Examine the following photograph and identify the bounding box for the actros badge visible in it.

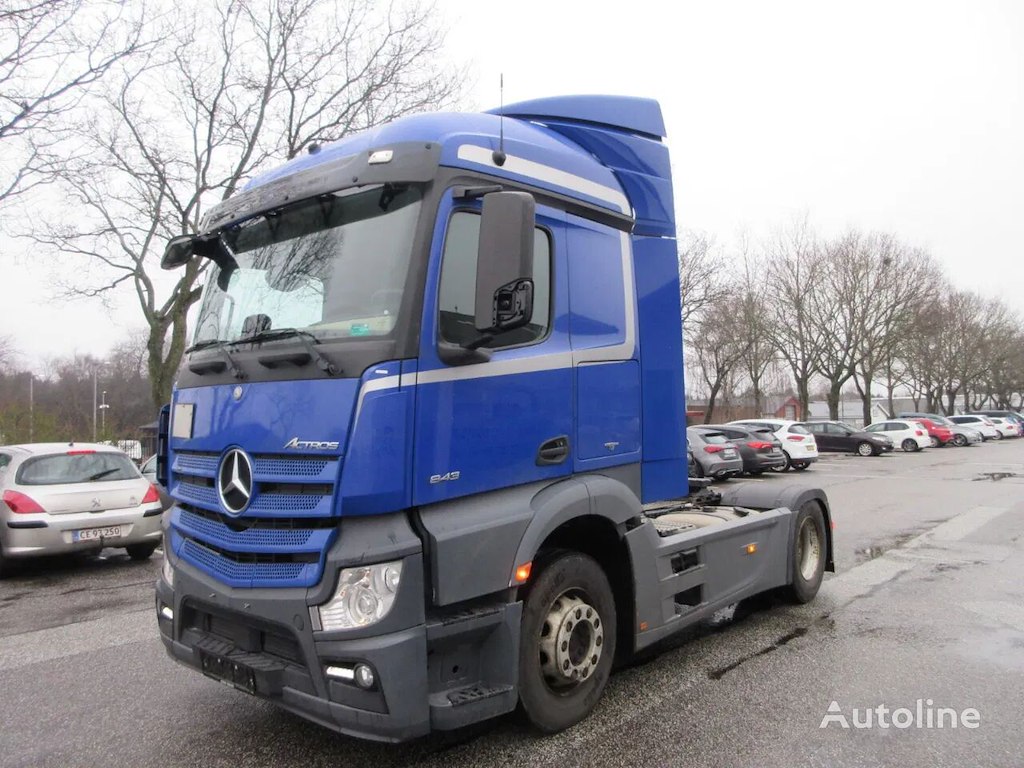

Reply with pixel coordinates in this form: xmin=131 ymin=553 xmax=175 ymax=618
xmin=284 ymin=437 xmax=340 ymax=450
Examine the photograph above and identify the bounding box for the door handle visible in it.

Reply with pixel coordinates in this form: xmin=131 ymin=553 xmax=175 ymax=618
xmin=537 ymin=436 xmax=570 ymax=466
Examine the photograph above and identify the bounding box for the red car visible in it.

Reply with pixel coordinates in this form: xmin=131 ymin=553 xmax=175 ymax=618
xmin=913 ymin=418 xmax=953 ymax=447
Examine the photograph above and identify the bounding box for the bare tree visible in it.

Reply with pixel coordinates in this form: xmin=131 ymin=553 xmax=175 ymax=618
xmin=38 ymin=0 xmax=464 ymax=407
xmin=763 ymin=216 xmax=826 ymax=417
xmin=688 ymin=295 xmax=749 ymax=423
xmin=678 ymin=230 xmax=729 ymax=336
xmin=0 ymin=0 xmax=145 ymax=201
xmin=733 ymin=240 xmax=776 ymax=416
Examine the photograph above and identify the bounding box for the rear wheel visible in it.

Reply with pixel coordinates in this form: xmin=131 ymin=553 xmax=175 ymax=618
xmin=126 ymin=543 xmax=157 ymax=561
xmin=791 ymin=461 xmax=810 ymax=471
xmin=901 ymin=438 xmax=918 ymax=452
xmin=992 ymin=431 xmax=1003 ymax=441
xmin=770 ymin=452 xmax=791 ymax=473
xmin=856 ymin=441 xmax=874 ymax=457
xmin=952 ymin=433 xmax=968 ymax=447
xmin=783 ymin=503 xmax=826 ymax=603
xmin=518 ymin=552 xmax=617 ymax=733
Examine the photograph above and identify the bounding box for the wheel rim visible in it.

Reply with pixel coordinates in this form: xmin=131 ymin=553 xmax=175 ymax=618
xmin=930 ymin=436 xmax=939 ymax=447
xmin=902 ymin=439 xmax=915 ymax=452
xmin=858 ymin=443 xmax=872 ymax=456
xmin=539 ymin=593 xmax=604 ymax=690
xmin=796 ymin=517 xmax=822 ymax=581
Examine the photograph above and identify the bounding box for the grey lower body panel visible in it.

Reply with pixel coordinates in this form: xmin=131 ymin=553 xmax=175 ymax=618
xmin=156 ymin=557 xmax=521 ymax=743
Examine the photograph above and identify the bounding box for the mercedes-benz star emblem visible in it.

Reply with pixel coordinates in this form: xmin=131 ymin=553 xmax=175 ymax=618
xmin=217 ymin=448 xmax=253 ymax=515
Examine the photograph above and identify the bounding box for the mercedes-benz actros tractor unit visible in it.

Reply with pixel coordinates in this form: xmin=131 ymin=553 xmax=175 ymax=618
xmin=155 ymin=95 xmax=834 ymax=742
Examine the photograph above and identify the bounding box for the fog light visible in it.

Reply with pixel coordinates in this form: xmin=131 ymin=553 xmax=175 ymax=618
xmin=160 ymin=605 xmax=174 ymax=621
xmin=354 ymin=663 xmax=375 ymax=690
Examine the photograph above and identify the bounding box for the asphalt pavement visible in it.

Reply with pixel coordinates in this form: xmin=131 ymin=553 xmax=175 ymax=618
xmin=2 ymin=441 xmax=1023 ymax=767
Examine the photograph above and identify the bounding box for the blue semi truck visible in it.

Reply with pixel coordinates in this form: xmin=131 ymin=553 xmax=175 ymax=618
xmin=155 ymin=95 xmax=834 ymax=742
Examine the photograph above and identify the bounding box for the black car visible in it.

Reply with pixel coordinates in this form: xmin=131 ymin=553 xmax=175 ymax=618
xmin=704 ymin=424 xmax=788 ymax=474
xmin=801 ymin=421 xmax=893 ymax=456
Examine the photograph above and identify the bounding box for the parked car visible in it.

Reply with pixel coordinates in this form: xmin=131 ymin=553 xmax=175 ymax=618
xmin=971 ymin=410 xmax=1024 ymax=433
xmin=864 ymin=420 xmax=930 ymax=452
xmin=0 ymin=443 xmax=164 ymax=576
xmin=686 ymin=427 xmax=744 ymax=479
xmin=704 ymin=424 xmax=788 ymax=474
xmin=922 ymin=415 xmax=984 ymax=447
xmin=948 ymin=415 xmax=1000 ymax=441
xmin=800 ymin=420 xmax=893 ymax=456
xmin=140 ymin=454 xmax=173 ymax=510
xmin=726 ymin=418 xmax=819 ymax=471
xmin=987 ymin=416 xmax=1020 ymax=439
xmin=896 ymin=414 xmax=956 ymax=447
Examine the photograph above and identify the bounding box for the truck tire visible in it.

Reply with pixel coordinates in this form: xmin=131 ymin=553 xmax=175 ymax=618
xmin=783 ymin=502 xmax=826 ymax=604
xmin=518 ymin=551 xmax=617 ymax=733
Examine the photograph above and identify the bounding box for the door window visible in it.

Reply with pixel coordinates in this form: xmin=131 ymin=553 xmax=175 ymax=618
xmin=438 ymin=211 xmax=551 ymax=349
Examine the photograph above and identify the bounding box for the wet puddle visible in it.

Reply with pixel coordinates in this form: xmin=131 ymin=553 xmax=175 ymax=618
xmin=972 ymin=471 xmax=1021 ymax=482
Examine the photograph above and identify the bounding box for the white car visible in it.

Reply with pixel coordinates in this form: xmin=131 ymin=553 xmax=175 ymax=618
xmin=726 ymin=418 xmax=818 ymax=471
xmin=987 ymin=416 xmax=1020 ymax=439
xmin=948 ymin=415 xmax=1000 ymax=441
xmin=865 ymin=419 xmax=930 ymax=452
xmin=0 ymin=443 xmax=164 ymax=576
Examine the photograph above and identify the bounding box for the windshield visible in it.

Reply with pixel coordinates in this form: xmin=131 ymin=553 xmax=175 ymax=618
xmin=193 ymin=184 xmax=422 ymax=345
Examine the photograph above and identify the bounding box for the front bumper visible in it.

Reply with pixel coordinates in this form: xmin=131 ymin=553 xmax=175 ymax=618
xmin=1 ymin=506 xmax=163 ymax=557
xmin=156 ymin=529 xmax=521 ymax=743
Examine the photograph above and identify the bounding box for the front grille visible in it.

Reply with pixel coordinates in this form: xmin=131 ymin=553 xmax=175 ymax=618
xmin=182 ymin=538 xmax=308 ymax=583
xmin=179 ymin=508 xmax=318 ymax=547
xmin=170 ymin=449 xmax=340 ymax=588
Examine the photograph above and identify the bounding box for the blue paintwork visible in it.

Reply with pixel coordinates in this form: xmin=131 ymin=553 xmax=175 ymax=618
xmin=575 ymin=361 xmax=641 ymax=464
xmin=413 ymin=193 xmax=573 ymax=506
xmin=492 ymin=95 xmax=667 ymax=139
xmin=633 ymin=234 xmax=688 ymax=501
xmin=169 ymin=95 xmax=692 ymax=589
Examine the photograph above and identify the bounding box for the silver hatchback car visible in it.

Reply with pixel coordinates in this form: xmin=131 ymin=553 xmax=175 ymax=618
xmin=0 ymin=443 xmax=164 ymax=576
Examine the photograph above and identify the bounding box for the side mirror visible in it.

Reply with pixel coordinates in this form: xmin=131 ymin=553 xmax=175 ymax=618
xmin=161 ymin=235 xmax=195 ymax=269
xmin=475 ymin=191 xmax=535 ymax=332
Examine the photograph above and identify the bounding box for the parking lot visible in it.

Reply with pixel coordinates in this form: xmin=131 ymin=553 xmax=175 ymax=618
xmin=2 ymin=441 xmax=1023 ymax=768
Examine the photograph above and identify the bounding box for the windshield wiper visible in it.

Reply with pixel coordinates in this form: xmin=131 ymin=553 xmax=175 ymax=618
xmin=87 ymin=468 xmax=120 ymax=481
xmin=232 ymin=328 xmax=340 ymax=376
xmin=185 ymin=339 xmax=246 ymax=379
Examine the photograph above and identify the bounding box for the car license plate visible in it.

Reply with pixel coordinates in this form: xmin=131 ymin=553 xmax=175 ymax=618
xmin=723 ymin=448 xmax=736 ymax=458
xmin=200 ymin=652 xmax=257 ymax=694
xmin=73 ymin=525 xmax=123 ymax=542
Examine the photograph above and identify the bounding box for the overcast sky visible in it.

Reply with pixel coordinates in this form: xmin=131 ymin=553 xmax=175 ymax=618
xmin=4 ymin=0 xmax=1022 ymax=368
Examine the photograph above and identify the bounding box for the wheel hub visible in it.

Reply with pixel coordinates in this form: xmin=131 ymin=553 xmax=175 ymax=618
xmin=539 ymin=594 xmax=604 ymax=686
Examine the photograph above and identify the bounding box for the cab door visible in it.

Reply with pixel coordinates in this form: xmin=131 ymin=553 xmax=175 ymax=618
xmin=412 ymin=192 xmax=572 ymax=506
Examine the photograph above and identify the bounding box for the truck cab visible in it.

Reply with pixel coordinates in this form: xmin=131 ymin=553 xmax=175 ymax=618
xmin=156 ymin=95 xmax=834 ymax=742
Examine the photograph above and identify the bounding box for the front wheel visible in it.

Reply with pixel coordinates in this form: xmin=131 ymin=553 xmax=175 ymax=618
xmin=518 ymin=552 xmax=617 ymax=733
xmin=901 ymin=438 xmax=918 ymax=452
xmin=929 ymin=436 xmax=940 ymax=448
xmin=783 ymin=502 xmax=826 ymax=603
xmin=856 ymin=441 xmax=875 ymax=457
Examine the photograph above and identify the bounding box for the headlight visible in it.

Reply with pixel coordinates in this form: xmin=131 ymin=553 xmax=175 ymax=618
xmin=161 ymin=554 xmax=174 ymax=588
xmin=317 ymin=560 xmax=403 ymax=631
